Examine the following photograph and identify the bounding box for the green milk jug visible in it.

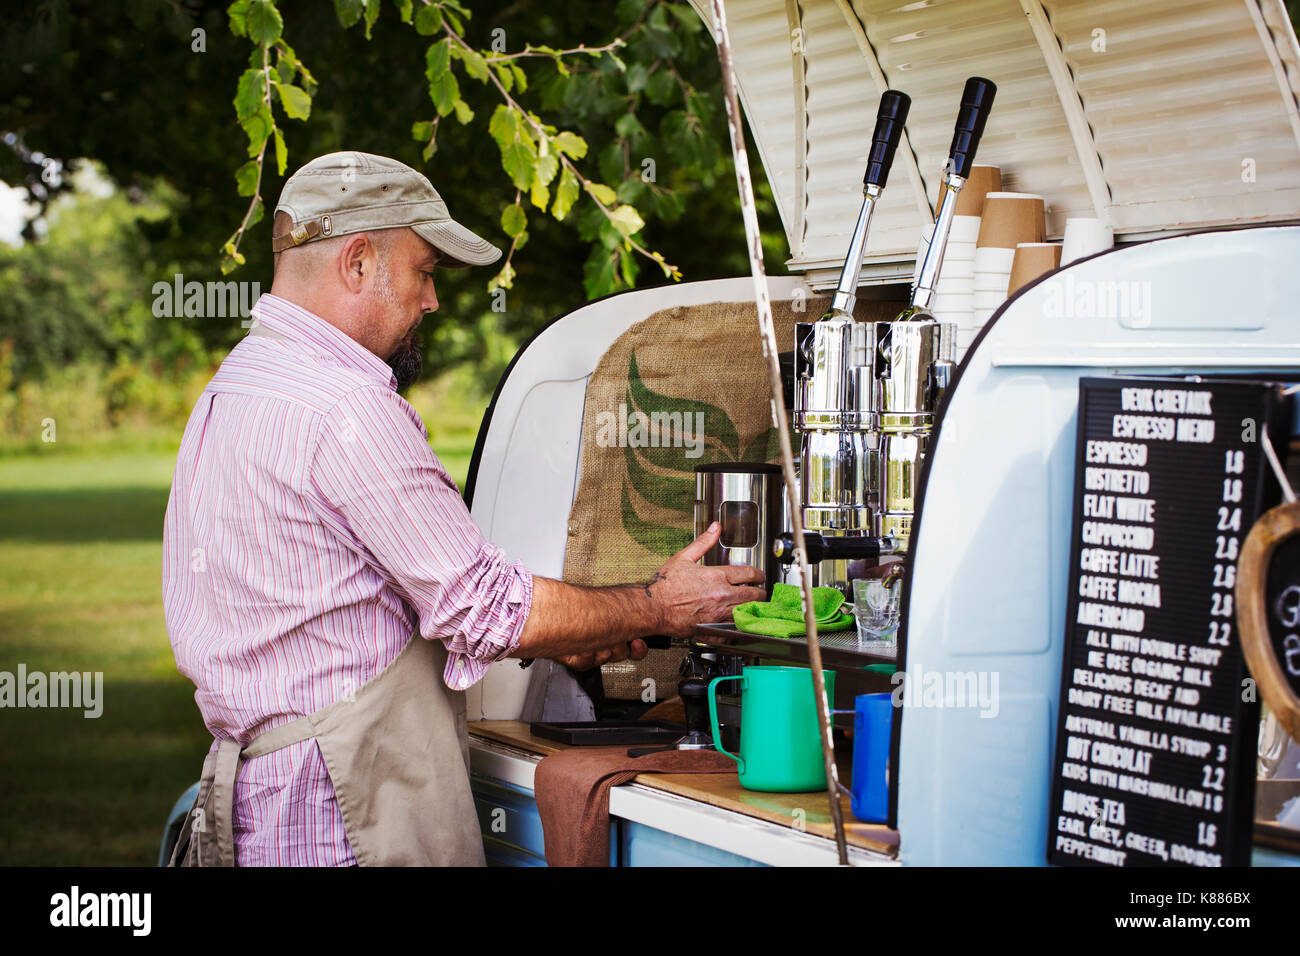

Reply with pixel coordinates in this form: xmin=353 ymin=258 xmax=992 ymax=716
xmin=708 ymin=665 xmax=837 ymax=792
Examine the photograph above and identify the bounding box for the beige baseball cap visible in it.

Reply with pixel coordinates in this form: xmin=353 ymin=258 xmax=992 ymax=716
xmin=272 ymin=151 xmax=501 ymax=269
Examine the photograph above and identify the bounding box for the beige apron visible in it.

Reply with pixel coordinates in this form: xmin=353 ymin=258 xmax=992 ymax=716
xmin=168 ymin=635 xmax=485 ymax=867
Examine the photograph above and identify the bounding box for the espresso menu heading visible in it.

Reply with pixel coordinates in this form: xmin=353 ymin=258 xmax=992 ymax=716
xmin=1048 ymin=377 xmax=1287 ymax=868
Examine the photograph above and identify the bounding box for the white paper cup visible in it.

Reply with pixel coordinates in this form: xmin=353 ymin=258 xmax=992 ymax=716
xmin=936 ymin=289 xmax=974 ymax=310
xmin=931 ymin=292 xmax=973 ymax=313
xmin=973 ymin=246 xmax=1016 ymax=272
xmin=1062 ymin=217 xmax=1114 ymax=265
xmin=936 ymin=259 xmax=974 ymax=282
xmin=973 ymin=273 xmax=1011 ymax=294
xmin=940 ymin=240 xmax=977 ymax=263
xmin=935 ymin=278 xmax=974 ymax=320
xmin=943 ymin=247 xmax=978 ymax=265
xmin=950 ymin=215 xmax=981 ymax=245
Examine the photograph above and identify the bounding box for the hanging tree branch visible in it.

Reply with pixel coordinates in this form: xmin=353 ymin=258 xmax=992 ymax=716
xmin=221 ymin=0 xmax=700 ymax=296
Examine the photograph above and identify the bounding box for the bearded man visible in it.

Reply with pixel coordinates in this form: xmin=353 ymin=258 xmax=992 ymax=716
xmin=161 ymin=152 xmax=763 ymax=866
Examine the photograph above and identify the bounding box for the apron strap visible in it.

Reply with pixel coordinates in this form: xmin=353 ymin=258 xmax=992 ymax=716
xmin=244 ymin=716 xmax=314 ymax=758
xmin=193 ymin=718 xmax=317 ymax=866
xmin=246 ymin=320 xmax=291 ymax=342
xmin=210 ymin=739 xmax=242 ymax=868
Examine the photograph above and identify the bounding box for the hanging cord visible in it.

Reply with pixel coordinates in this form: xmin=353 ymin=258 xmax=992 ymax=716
xmin=707 ymin=0 xmax=850 ymax=865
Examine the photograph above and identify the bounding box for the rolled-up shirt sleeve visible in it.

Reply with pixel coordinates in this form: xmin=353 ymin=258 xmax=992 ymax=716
xmin=308 ymin=384 xmax=533 ymax=689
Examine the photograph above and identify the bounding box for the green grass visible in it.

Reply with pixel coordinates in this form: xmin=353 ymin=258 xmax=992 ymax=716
xmin=0 ymin=378 xmax=487 ymax=864
xmin=0 ymin=449 xmax=206 ymax=865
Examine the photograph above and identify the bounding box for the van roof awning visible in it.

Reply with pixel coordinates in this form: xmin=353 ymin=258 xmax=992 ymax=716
xmin=690 ymin=0 xmax=1300 ymax=284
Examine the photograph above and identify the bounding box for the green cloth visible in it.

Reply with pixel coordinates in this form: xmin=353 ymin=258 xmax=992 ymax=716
xmin=732 ymin=582 xmax=855 ymax=638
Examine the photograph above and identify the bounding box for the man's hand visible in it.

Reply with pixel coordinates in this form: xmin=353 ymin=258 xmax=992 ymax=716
xmin=645 ymin=521 xmax=767 ymax=638
xmin=512 ymin=521 xmax=766 ymax=665
xmin=557 ymin=639 xmax=649 ymax=672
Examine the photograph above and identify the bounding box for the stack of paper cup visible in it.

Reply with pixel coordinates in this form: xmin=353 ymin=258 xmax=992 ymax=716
xmin=973 ymin=192 xmax=1046 ymax=324
xmin=931 ymin=214 xmax=978 ymax=329
xmin=1008 ymin=242 xmax=1062 ymax=295
xmin=912 ymin=218 xmax=981 ymax=325
xmin=914 ymin=167 xmax=1003 ymax=350
xmin=949 ymin=166 xmax=999 ymax=361
xmin=1061 ymin=217 xmax=1113 ymax=265
xmin=954 ymin=165 xmax=1002 ymax=218
xmin=935 ymin=212 xmax=977 ymax=325
xmin=970 ymin=246 xmax=1014 ymax=338
xmin=913 ymin=166 xmax=999 ymax=280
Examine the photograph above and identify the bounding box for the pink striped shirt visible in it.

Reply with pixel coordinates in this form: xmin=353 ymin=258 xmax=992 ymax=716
xmin=162 ymin=292 xmax=533 ymax=866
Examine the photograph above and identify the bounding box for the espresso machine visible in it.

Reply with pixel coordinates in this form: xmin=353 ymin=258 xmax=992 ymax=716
xmin=682 ymin=81 xmax=996 ymax=751
xmin=774 ymin=77 xmax=997 ymax=596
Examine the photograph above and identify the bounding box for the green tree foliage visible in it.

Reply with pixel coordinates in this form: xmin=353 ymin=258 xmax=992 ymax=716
xmin=0 ymin=168 xmax=205 ymax=382
xmin=220 ymin=0 xmax=742 ymax=295
xmin=0 ymin=0 xmax=787 ymax=388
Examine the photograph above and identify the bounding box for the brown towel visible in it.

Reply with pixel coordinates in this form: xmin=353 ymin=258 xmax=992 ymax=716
xmin=534 ymin=747 xmax=737 ymax=866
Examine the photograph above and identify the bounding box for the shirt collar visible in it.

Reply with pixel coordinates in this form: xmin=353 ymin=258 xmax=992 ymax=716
xmin=249 ymin=293 xmax=398 ymax=391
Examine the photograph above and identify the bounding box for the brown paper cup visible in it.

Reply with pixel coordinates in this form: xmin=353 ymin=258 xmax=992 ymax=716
xmin=977 ymin=192 xmax=1046 ymax=249
xmin=1007 ymin=242 xmax=1062 ymax=295
xmin=954 ymin=165 xmax=1002 ymax=217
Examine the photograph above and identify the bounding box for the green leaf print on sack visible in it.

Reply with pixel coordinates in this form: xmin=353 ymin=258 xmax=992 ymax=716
xmin=617 ymin=350 xmax=780 ymax=556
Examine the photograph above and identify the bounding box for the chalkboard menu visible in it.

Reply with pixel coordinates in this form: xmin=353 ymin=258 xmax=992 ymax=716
xmin=1048 ymin=376 xmax=1291 ymax=867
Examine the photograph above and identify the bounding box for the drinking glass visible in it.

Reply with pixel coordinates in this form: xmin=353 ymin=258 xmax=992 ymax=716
xmin=852 ymin=576 xmax=900 ymax=646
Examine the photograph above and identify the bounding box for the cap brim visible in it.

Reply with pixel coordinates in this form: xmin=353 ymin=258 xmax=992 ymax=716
xmin=412 ymin=220 xmax=502 ymax=269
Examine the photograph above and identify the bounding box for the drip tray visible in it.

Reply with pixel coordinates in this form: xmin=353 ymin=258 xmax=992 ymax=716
xmin=529 ymin=720 xmax=685 ymax=747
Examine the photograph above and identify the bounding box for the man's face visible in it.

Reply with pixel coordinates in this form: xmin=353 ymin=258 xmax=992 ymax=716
xmin=366 ymin=228 xmax=440 ymax=386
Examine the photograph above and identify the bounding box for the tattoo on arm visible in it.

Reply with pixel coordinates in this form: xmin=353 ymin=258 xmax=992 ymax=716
xmin=643 ymin=570 xmax=665 ymax=599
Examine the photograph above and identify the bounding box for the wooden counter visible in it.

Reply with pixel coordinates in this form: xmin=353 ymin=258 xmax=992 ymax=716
xmin=470 ymin=719 xmax=899 ymax=858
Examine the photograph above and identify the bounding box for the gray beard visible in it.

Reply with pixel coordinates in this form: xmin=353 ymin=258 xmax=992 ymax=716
xmin=387 ymin=333 xmax=423 ymax=391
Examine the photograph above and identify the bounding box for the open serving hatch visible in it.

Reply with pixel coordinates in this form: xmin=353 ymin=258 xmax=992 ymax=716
xmin=464 ymin=0 xmax=1300 ymax=865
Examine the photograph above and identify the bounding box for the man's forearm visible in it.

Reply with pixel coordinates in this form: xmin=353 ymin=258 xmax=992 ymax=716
xmin=503 ymin=523 xmax=765 ymax=665
xmin=509 ymin=576 xmax=664 ymax=660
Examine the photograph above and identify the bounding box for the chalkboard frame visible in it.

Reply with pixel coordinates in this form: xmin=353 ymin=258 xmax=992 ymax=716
xmin=1238 ymin=501 xmax=1300 ymax=743
xmin=1047 ymin=375 xmax=1292 ymax=867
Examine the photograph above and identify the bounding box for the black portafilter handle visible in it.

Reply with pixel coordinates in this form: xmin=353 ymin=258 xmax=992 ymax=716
xmin=773 ymin=531 xmax=885 ymax=565
xmin=946 ymin=76 xmax=997 ymax=180
xmin=864 ymin=89 xmax=911 ymax=190
xmin=678 ymin=677 xmax=711 ymax=737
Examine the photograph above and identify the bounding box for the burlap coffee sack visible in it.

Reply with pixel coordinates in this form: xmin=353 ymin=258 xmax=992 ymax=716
xmin=562 ymin=295 xmax=896 ymax=700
